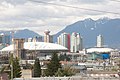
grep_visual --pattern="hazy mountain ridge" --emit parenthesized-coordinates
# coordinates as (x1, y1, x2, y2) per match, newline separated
(0, 29, 41, 39)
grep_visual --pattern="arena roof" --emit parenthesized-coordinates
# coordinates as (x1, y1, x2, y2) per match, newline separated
(1, 42, 68, 51)
(87, 47, 114, 53)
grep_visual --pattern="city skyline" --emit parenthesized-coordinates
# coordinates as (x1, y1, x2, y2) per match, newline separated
(0, 0, 120, 35)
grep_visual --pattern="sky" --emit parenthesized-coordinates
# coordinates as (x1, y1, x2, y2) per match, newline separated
(0, 0, 120, 35)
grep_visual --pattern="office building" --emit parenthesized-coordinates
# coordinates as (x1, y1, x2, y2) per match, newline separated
(13, 38, 26, 59)
(71, 32, 83, 52)
(57, 33, 70, 51)
(97, 35, 104, 47)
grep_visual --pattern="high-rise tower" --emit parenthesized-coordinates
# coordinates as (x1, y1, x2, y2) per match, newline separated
(44, 30, 53, 43)
(71, 32, 83, 52)
(97, 35, 104, 47)
(13, 38, 25, 59)
(57, 33, 70, 51)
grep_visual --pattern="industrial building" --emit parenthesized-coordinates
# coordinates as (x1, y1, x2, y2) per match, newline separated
(86, 47, 113, 60)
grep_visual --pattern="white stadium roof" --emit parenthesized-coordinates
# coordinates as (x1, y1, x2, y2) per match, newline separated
(87, 47, 114, 53)
(1, 42, 68, 51)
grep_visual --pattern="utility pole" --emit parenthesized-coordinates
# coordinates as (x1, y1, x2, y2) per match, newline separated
(10, 30, 15, 80)
(10, 54, 13, 80)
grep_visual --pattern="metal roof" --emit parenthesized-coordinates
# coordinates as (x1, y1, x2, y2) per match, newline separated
(87, 47, 114, 53)
(1, 42, 68, 51)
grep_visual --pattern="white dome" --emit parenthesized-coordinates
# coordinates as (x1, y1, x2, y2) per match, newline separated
(87, 47, 114, 53)
(1, 42, 68, 51)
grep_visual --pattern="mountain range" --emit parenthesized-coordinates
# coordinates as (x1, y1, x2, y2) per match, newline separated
(0, 17, 120, 48)
(53, 17, 120, 48)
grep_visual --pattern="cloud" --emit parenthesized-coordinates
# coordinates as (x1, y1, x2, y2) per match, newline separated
(0, 0, 27, 5)
(79, 0, 107, 4)
(0, 0, 120, 35)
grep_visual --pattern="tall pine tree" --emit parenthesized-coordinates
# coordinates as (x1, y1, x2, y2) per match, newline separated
(9, 54, 22, 79)
(13, 57, 22, 78)
(33, 58, 41, 77)
(45, 52, 61, 76)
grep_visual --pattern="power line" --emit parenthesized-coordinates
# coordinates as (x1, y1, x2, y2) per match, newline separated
(110, 0, 120, 2)
(28, 0, 120, 15)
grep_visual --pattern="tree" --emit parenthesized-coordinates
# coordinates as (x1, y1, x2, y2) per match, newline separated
(13, 57, 22, 78)
(9, 55, 22, 79)
(59, 53, 71, 61)
(62, 66, 76, 76)
(45, 53, 61, 76)
(33, 58, 41, 77)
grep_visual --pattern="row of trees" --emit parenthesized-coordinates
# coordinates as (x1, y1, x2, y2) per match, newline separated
(0, 53, 75, 79)
(33, 53, 76, 77)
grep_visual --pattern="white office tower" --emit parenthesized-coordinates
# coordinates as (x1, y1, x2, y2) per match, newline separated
(77, 33, 83, 51)
(71, 32, 83, 52)
(57, 33, 68, 48)
(57, 33, 69, 49)
(97, 34, 104, 47)
(44, 30, 53, 43)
